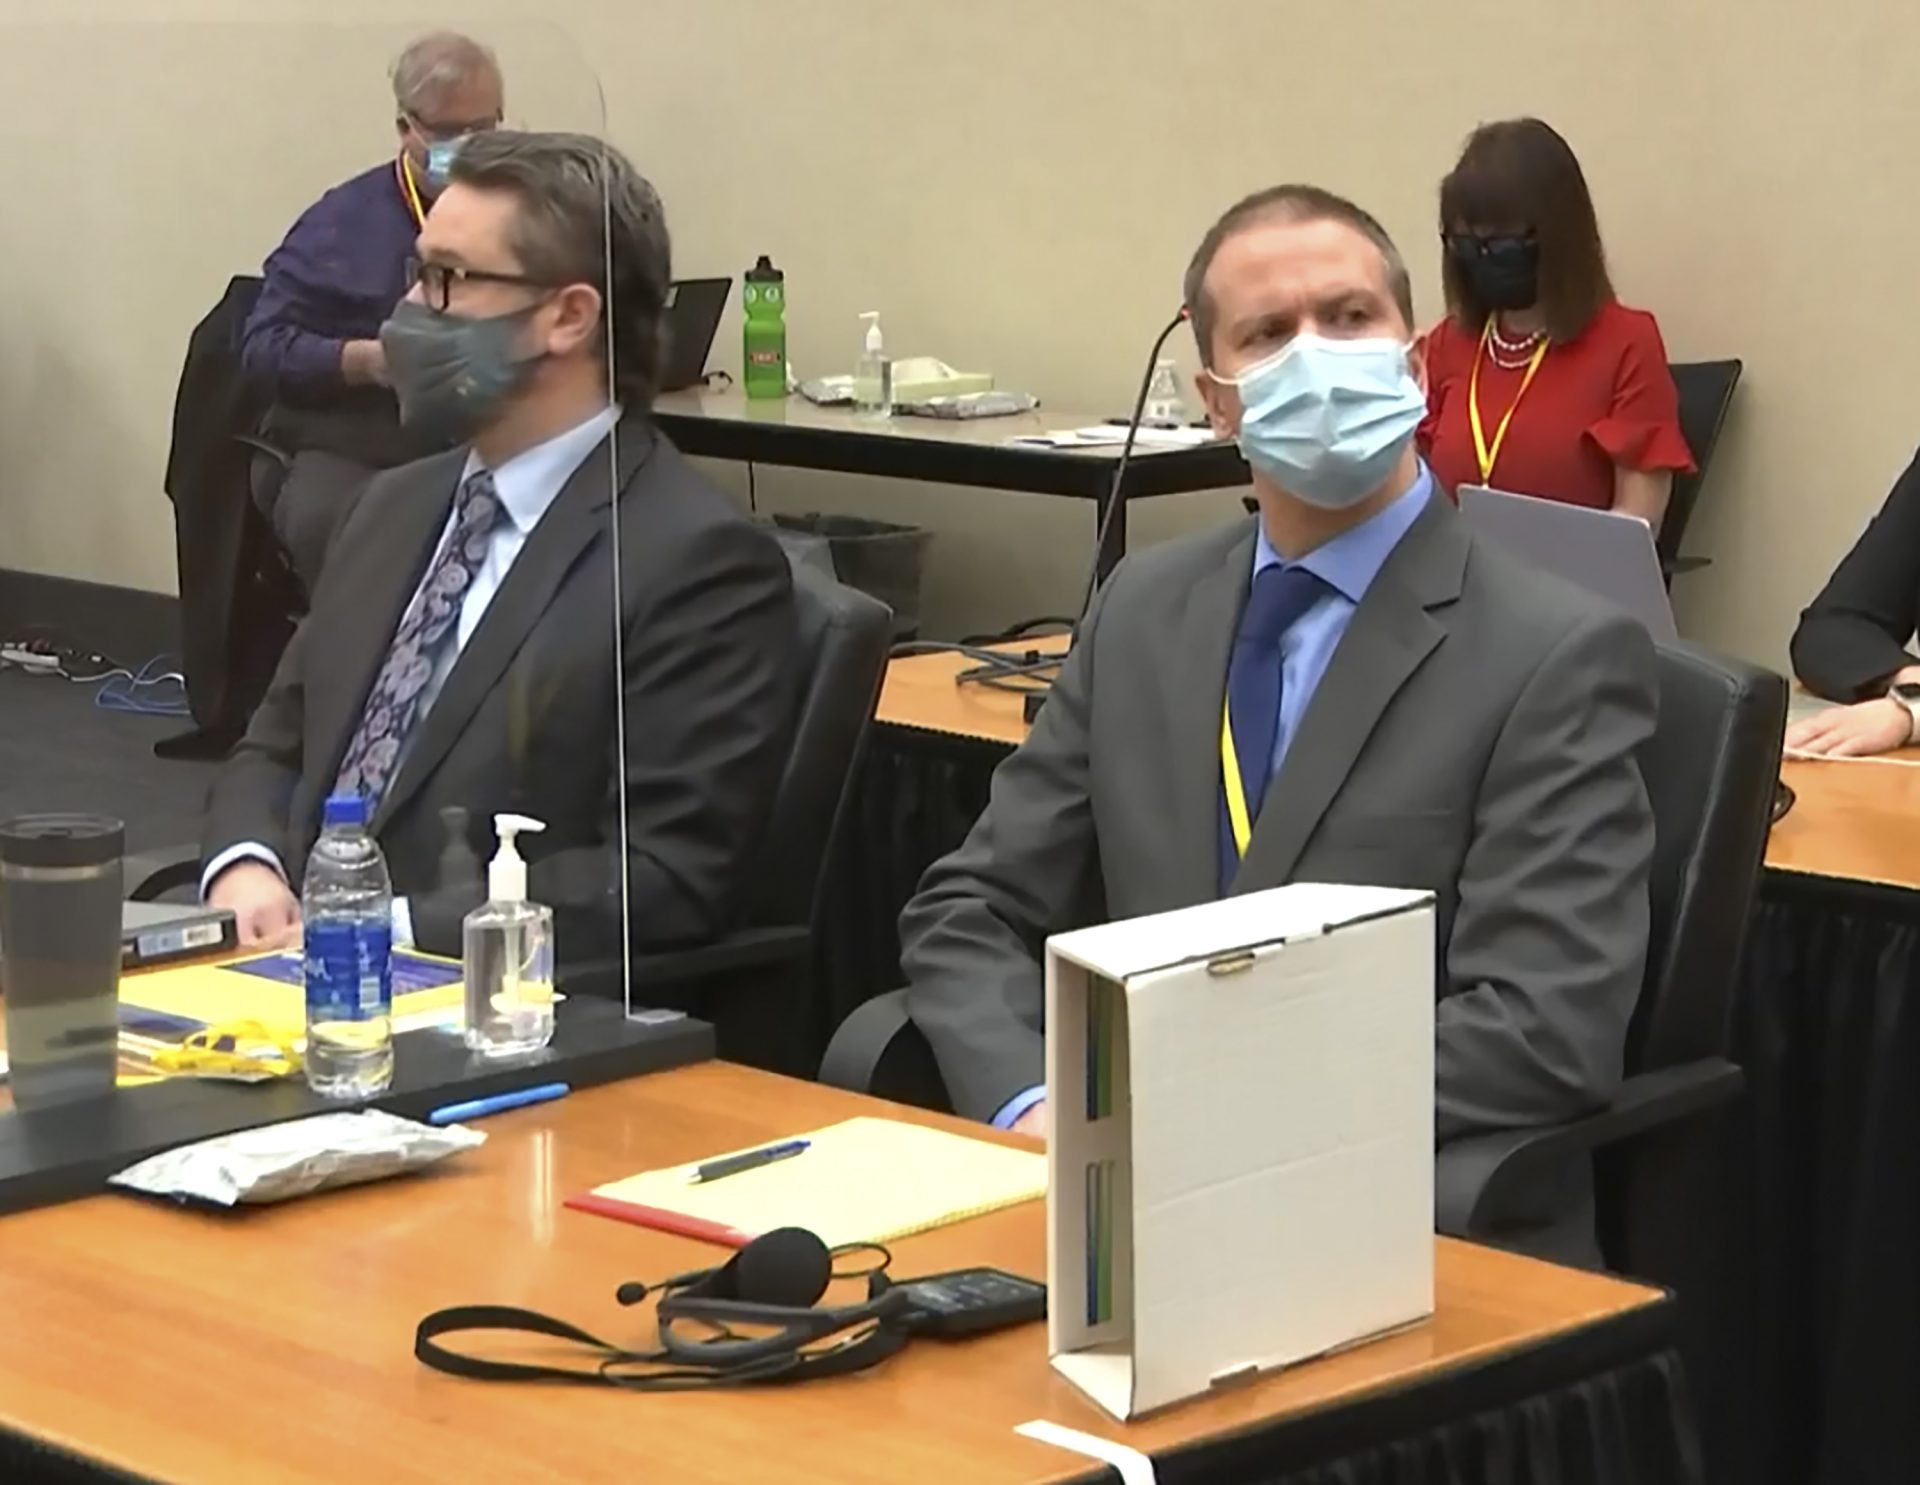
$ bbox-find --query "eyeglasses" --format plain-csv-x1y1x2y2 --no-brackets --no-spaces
1442,231,1536,259
405,257,553,312
405,111,501,144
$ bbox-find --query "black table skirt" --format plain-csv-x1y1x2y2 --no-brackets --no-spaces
1135,1301,1698,1485
817,725,1920,1485
1727,873,1920,1485
0,1306,1696,1485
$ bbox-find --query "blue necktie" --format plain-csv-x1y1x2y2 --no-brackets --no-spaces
1219,564,1328,892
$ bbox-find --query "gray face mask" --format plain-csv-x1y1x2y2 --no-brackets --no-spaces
379,299,544,443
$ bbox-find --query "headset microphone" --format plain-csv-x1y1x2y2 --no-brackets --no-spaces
415,1225,1044,1390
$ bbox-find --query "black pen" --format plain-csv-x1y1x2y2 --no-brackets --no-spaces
690,1139,810,1184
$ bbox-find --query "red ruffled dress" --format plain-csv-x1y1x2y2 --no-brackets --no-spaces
1418,298,1695,509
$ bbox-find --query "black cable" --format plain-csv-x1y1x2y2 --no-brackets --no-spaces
890,640,1062,694
747,461,758,514
946,306,1192,697
1076,306,1192,616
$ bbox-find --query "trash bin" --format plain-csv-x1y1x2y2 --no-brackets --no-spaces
771,513,931,640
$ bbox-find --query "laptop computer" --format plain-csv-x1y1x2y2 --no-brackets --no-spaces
658,277,731,393
122,901,237,971
1456,484,1678,645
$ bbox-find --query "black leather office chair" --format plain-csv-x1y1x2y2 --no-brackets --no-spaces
1661,359,1743,580
609,566,892,1072
1433,643,1784,1262
821,643,1787,1270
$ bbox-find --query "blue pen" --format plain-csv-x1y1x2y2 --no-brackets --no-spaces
426,1082,571,1126
690,1138,810,1184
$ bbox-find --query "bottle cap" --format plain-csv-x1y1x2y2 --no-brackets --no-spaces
861,311,884,353
322,795,367,829
747,254,783,282
489,813,547,903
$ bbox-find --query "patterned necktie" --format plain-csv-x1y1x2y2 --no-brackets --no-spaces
334,470,504,813
1219,564,1329,892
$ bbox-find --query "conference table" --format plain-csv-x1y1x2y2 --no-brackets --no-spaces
0,1061,1699,1482
819,645,1920,1485
653,386,1250,581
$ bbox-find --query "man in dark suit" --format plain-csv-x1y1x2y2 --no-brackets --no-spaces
899,185,1656,1260
203,131,796,969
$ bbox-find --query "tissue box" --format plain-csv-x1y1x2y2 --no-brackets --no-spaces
1045,883,1436,1420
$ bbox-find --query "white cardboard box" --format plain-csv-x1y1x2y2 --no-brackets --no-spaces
1045,883,1436,1420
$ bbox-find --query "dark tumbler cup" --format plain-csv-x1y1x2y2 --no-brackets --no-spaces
0,815,125,1109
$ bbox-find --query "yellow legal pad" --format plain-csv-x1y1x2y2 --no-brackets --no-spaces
568,1117,1048,1249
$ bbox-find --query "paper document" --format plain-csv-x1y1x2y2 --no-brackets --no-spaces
120,950,466,1039
1006,426,1218,451
568,1116,1046,1249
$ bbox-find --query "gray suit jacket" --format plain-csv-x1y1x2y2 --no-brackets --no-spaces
901,494,1655,1242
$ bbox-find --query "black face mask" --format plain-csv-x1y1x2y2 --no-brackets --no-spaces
1448,235,1540,313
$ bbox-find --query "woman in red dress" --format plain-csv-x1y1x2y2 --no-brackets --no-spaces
1418,118,1693,527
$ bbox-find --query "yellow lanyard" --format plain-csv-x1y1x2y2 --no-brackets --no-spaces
1467,321,1549,484
396,154,429,230
1220,701,1254,860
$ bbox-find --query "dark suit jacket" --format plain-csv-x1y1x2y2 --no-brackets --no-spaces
900,493,1656,1254
1790,443,1920,700
203,415,798,966
164,274,297,736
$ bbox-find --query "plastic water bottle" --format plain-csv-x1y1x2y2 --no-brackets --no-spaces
1143,359,1186,428
303,794,394,1098
742,254,787,400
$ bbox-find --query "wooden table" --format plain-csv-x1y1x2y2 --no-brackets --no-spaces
653,386,1249,579
0,1064,1679,1484
874,652,1920,897
1765,754,1920,890
876,635,1067,747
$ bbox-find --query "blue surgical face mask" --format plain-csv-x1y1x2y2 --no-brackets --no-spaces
1215,334,1426,509
424,136,467,191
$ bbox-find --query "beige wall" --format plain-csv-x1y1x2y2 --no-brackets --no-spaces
3,1,1914,671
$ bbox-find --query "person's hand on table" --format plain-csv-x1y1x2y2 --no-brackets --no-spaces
1011,1100,1049,1140
1785,697,1914,758
207,863,302,948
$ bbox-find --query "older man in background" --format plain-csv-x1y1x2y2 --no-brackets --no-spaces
242,31,505,594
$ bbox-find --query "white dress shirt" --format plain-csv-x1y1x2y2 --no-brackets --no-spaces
203,404,621,943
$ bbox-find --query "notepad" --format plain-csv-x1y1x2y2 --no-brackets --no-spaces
120,949,467,1040
566,1116,1047,1249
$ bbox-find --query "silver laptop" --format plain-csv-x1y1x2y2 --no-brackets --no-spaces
1457,484,1678,645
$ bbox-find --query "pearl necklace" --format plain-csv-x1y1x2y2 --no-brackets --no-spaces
1487,318,1546,370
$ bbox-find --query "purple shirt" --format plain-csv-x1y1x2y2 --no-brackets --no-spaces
241,160,418,400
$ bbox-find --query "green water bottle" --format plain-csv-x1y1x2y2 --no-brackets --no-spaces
742,255,787,400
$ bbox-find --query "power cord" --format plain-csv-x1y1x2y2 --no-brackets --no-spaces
890,640,1062,695
94,656,189,718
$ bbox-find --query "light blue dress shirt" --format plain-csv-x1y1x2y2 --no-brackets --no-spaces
990,467,1436,1131
202,405,621,943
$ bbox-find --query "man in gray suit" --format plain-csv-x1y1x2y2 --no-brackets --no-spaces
899,185,1656,1260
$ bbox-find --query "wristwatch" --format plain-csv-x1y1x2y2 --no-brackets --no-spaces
1890,682,1920,744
